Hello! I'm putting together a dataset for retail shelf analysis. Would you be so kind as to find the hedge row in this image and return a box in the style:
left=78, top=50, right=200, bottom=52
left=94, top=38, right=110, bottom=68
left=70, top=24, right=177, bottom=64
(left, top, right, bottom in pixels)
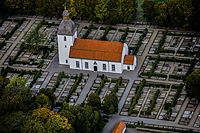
left=100, top=26, right=112, bottom=40
left=159, top=49, right=175, bottom=54
left=1, top=67, right=34, bottom=77
left=155, top=30, right=168, bottom=54
left=112, top=77, right=122, bottom=94
left=145, top=82, right=170, bottom=88
left=169, top=74, right=184, bottom=80
left=52, top=72, right=64, bottom=92
left=141, top=72, right=167, bottom=79
left=166, top=84, right=183, bottom=116
left=148, top=55, right=160, bottom=78
left=177, top=50, right=196, bottom=56
left=65, top=73, right=83, bottom=102
left=128, top=79, right=146, bottom=115
left=96, top=75, right=107, bottom=95
left=82, top=25, right=95, bottom=39
left=119, top=27, right=129, bottom=42
left=148, top=56, right=193, bottom=64
left=29, top=70, right=42, bottom=88
left=132, top=28, right=148, bottom=55
left=37, top=60, right=44, bottom=68
left=1, top=18, right=26, bottom=40
left=167, top=32, right=200, bottom=37
left=0, top=41, right=6, bottom=50
left=145, top=89, right=160, bottom=115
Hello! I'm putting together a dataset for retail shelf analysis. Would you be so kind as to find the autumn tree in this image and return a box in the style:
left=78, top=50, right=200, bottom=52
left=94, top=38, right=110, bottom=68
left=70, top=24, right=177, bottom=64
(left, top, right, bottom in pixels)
left=22, top=108, right=71, bottom=133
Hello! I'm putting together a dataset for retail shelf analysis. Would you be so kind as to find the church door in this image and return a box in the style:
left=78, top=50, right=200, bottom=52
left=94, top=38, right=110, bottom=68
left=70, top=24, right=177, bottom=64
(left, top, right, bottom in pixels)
left=94, top=66, right=97, bottom=71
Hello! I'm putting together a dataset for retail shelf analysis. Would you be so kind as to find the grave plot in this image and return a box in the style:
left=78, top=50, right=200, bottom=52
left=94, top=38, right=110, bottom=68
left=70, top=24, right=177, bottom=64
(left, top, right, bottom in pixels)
left=1, top=67, right=48, bottom=95
left=0, top=18, right=27, bottom=41
left=194, top=113, right=200, bottom=128
left=179, top=98, right=199, bottom=126
left=158, top=85, right=186, bottom=121
left=79, top=25, right=98, bottom=39
left=4, top=21, right=58, bottom=68
left=46, top=72, right=89, bottom=105
left=84, top=75, right=128, bottom=104
left=140, top=56, right=194, bottom=82
left=128, top=29, right=151, bottom=56
left=0, top=41, right=12, bottom=59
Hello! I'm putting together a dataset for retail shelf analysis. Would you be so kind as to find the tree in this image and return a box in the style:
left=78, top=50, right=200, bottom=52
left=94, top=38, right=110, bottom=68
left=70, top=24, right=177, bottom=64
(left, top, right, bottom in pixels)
left=103, top=93, right=118, bottom=114
left=33, top=93, right=52, bottom=109
left=87, top=93, right=101, bottom=109
left=22, top=108, right=71, bottom=133
left=0, top=111, right=25, bottom=133
left=38, top=88, right=56, bottom=106
left=94, top=0, right=109, bottom=23
left=0, top=77, right=31, bottom=115
left=0, top=76, right=9, bottom=98
left=185, top=69, right=200, bottom=101
left=60, top=104, right=105, bottom=133
left=142, top=0, right=155, bottom=22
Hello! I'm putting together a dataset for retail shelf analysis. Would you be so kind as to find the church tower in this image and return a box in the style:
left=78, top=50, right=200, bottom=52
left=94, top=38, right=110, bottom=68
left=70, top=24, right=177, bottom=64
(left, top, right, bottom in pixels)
left=57, top=9, right=77, bottom=65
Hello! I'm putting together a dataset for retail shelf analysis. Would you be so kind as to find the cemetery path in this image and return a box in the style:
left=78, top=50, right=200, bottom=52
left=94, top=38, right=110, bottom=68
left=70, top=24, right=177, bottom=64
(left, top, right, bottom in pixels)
left=0, top=19, right=35, bottom=65
left=188, top=103, right=200, bottom=127
left=76, top=72, right=97, bottom=105
left=101, top=114, right=200, bottom=133
left=175, top=97, right=189, bottom=123
left=40, top=71, right=54, bottom=89
left=128, top=29, right=137, bottom=46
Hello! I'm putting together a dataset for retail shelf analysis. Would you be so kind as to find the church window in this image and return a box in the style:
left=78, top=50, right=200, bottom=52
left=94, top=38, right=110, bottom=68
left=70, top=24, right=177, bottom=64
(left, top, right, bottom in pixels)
left=65, top=45, right=67, bottom=48
left=64, top=36, right=66, bottom=41
left=112, top=65, right=115, bottom=71
left=103, top=64, right=106, bottom=71
left=66, top=60, right=68, bottom=63
left=85, top=62, right=89, bottom=69
left=76, top=61, right=80, bottom=68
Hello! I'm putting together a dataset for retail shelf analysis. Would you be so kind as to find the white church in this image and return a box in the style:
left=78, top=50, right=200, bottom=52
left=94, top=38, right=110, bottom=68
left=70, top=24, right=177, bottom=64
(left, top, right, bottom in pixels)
left=57, top=9, right=137, bottom=74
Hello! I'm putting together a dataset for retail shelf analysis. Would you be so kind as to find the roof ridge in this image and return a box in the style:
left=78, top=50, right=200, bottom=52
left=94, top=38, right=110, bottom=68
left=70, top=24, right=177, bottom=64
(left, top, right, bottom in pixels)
left=70, top=47, right=122, bottom=54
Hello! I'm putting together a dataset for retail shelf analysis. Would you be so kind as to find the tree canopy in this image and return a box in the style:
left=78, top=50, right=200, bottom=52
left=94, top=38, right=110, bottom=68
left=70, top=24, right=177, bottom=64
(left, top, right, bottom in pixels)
left=185, top=69, right=200, bottom=101
left=87, top=93, right=101, bottom=110
left=103, top=93, right=118, bottom=114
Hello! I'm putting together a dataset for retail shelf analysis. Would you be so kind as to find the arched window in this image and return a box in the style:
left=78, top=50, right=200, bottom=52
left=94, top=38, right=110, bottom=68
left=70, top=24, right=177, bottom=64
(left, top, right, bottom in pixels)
left=64, top=36, right=66, bottom=41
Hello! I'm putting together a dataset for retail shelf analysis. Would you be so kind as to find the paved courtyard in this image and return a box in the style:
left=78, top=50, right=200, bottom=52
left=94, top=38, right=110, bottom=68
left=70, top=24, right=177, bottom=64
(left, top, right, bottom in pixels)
left=0, top=16, right=200, bottom=133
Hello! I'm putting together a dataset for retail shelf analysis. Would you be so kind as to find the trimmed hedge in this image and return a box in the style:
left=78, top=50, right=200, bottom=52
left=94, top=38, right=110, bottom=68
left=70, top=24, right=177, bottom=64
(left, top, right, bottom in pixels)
left=96, top=75, right=107, bottom=95
left=145, top=89, right=160, bottom=115
left=112, top=77, right=122, bottom=94
left=29, top=70, right=42, bottom=88
left=65, top=73, right=83, bottom=102
left=128, top=79, right=146, bottom=115
left=169, top=74, right=184, bottom=80
left=0, top=41, right=6, bottom=50
left=155, top=30, right=168, bottom=54
left=100, top=26, right=112, bottom=40
left=148, top=55, right=160, bottom=78
left=1, top=18, right=26, bottom=40
left=119, top=27, right=129, bottom=42
left=132, top=28, right=148, bottom=55
left=82, top=25, right=95, bottom=39
left=37, top=60, right=44, bottom=68
left=166, top=84, right=183, bottom=115
left=52, top=72, right=64, bottom=92
left=1, top=67, right=34, bottom=77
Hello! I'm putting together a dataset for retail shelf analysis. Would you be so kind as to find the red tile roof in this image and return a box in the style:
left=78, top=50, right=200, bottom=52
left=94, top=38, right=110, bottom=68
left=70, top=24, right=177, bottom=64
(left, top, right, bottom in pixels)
left=124, top=55, right=134, bottom=64
left=69, top=39, right=123, bottom=62
left=112, top=121, right=126, bottom=133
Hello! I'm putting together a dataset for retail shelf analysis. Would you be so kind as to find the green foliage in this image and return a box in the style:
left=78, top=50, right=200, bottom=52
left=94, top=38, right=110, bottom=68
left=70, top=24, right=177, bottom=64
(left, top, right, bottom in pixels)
left=128, top=79, right=146, bottom=115
left=60, top=104, right=105, bottom=133
left=87, top=93, right=101, bottom=110
left=132, top=28, right=148, bottom=55
left=148, top=55, right=160, bottom=78
left=0, top=76, right=9, bottom=98
left=37, top=59, right=44, bottom=68
left=96, top=75, right=107, bottom=95
left=155, top=30, right=168, bottom=54
left=145, top=89, right=160, bottom=115
left=119, top=27, right=129, bottom=42
left=100, top=26, right=111, bottom=40
left=82, top=25, right=95, bottom=39
left=103, top=93, right=118, bottom=114
left=65, top=73, right=83, bottom=102
left=38, top=88, right=56, bottom=106
left=29, top=70, right=42, bottom=88
left=0, top=41, right=6, bottom=50
left=185, top=69, right=200, bottom=101
left=33, top=94, right=52, bottom=109
left=0, top=77, right=31, bottom=115
left=112, top=77, right=122, bottom=94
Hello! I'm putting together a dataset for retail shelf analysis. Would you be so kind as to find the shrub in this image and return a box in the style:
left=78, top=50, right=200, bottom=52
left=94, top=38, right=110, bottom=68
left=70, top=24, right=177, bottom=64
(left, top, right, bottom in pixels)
left=0, top=41, right=6, bottom=50
left=52, top=72, right=64, bottom=92
left=82, top=25, right=95, bottom=39
left=96, top=76, right=107, bottom=95
left=119, top=27, right=129, bottom=42
left=112, top=77, right=122, bottom=94
left=37, top=60, right=44, bottom=68
left=155, top=30, right=168, bottom=54
left=128, top=79, right=146, bottom=115
left=100, top=26, right=111, bottom=40
left=148, top=55, right=160, bottom=78
left=29, top=70, right=42, bottom=88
